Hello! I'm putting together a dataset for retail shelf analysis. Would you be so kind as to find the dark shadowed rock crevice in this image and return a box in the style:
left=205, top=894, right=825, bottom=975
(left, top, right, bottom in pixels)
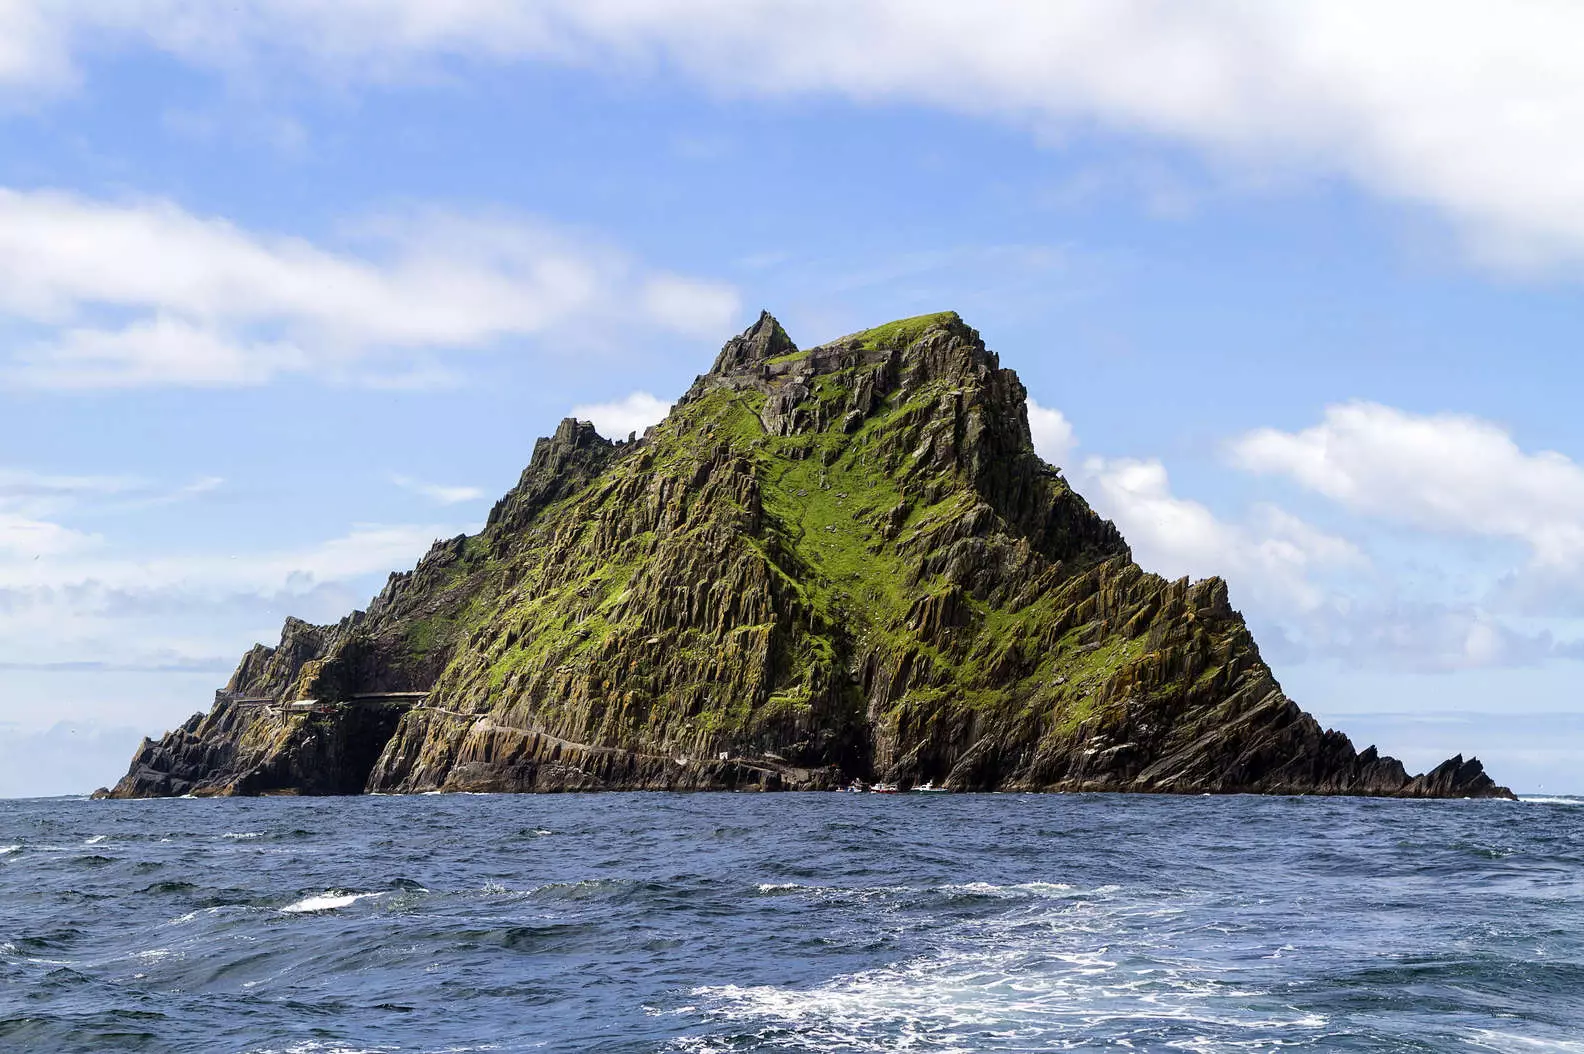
left=100, top=311, right=1514, bottom=800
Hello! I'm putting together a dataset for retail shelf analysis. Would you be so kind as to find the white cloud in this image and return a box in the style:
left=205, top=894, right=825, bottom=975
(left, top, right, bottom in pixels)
left=1080, top=455, right=1364, bottom=614
left=640, top=274, right=742, bottom=338
left=389, top=473, right=484, bottom=506
left=0, top=523, right=459, bottom=596
left=0, top=0, right=73, bottom=96
left=1231, top=402, right=1584, bottom=574
left=0, top=512, right=98, bottom=559
left=571, top=391, right=671, bottom=441
left=1026, top=397, right=1076, bottom=469
left=0, top=188, right=740, bottom=388
left=9, top=3, right=1584, bottom=270
left=0, top=465, right=223, bottom=556
left=0, top=466, right=143, bottom=517
left=1074, top=451, right=1581, bottom=670
left=0, top=520, right=468, bottom=671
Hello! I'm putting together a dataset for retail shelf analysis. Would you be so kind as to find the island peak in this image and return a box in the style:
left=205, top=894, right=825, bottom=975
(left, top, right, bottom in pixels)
left=103, top=315, right=1513, bottom=800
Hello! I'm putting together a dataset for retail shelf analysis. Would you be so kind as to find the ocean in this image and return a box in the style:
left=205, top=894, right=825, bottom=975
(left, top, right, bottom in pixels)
left=1, top=792, right=1580, bottom=1053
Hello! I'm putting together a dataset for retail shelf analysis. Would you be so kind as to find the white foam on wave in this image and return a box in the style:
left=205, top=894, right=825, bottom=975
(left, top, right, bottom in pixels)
left=939, top=881, right=1081, bottom=899
left=222, top=831, right=264, bottom=839
left=84, top=834, right=107, bottom=845
left=0, top=845, right=19, bottom=856
left=251, top=1045, right=500, bottom=1054
left=280, top=891, right=383, bottom=914
left=673, top=885, right=1326, bottom=1052
left=1520, top=796, right=1584, bottom=807
left=249, top=1043, right=398, bottom=1054
left=1465, top=1030, right=1584, bottom=1052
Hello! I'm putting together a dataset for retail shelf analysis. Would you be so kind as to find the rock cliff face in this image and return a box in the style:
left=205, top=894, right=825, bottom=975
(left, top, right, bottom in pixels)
left=102, top=312, right=1513, bottom=799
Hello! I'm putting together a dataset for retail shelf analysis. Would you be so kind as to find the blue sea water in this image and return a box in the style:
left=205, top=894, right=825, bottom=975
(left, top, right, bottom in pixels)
left=1, top=793, right=1581, bottom=1053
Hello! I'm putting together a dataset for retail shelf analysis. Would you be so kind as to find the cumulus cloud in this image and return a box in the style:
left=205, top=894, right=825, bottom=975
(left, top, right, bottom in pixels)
left=1231, top=402, right=1584, bottom=576
left=1076, top=451, right=1584, bottom=671
left=571, top=391, right=672, bottom=441
left=8, top=3, right=1584, bottom=270
left=1026, top=398, right=1077, bottom=470
left=0, top=188, right=740, bottom=388
left=1080, top=455, right=1364, bottom=614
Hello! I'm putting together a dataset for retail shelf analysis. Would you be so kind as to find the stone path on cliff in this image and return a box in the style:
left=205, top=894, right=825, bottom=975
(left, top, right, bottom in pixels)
left=405, top=704, right=815, bottom=783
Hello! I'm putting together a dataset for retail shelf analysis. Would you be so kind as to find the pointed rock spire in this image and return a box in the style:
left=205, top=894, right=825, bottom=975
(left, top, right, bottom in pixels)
left=709, top=310, right=797, bottom=375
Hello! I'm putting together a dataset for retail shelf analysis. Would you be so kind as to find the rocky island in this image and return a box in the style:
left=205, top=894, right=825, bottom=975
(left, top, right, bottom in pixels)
left=101, top=312, right=1513, bottom=799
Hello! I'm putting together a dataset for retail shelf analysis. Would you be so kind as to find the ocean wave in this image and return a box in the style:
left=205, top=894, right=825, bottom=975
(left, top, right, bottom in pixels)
left=247, top=1044, right=396, bottom=1054
left=1465, top=1029, right=1584, bottom=1052
left=937, top=881, right=1080, bottom=899
left=280, top=891, right=383, bottom=914
left=679, top=942, right=1326, bottom=1053
left=0, top=789, right=1579, bottom=1051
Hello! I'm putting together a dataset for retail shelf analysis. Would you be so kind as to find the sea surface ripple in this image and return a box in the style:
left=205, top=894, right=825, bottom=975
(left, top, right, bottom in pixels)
left=1, top=792, right=1581, bottom=1053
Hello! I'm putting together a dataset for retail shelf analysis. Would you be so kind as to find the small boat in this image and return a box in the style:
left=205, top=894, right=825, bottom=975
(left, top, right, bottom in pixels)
left=869, top=783, right=900, bottom=794
left=846, top=779, right=867, bottom=793
left=912, top=780, right=950, bottom=794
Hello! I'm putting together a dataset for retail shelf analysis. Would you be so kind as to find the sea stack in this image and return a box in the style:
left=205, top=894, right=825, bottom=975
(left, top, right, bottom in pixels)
left=102, top=312, right=1513, bottom=799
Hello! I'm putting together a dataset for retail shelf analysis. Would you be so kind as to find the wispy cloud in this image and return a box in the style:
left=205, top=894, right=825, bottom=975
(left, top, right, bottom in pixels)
left=0, top=520, right=471, bottom=673
left=0, top=189, right=740, bottom=389
left=388, top=473, right=484, bottom=506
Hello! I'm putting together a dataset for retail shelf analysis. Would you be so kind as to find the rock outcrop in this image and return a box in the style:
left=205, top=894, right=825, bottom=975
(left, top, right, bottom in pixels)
left=101, top=312, right=1514, bottom=800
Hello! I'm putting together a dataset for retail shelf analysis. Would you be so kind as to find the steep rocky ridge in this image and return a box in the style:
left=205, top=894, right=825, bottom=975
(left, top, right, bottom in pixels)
left=102, top=312, right=1513, bottom=799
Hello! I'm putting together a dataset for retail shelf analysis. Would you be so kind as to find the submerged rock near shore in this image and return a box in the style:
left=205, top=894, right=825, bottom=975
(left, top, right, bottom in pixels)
left=102, top=312, right=1513, bottom=800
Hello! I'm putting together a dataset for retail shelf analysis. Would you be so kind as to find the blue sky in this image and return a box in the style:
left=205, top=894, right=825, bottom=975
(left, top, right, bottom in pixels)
left=2, top=2, right=1582, bottom=795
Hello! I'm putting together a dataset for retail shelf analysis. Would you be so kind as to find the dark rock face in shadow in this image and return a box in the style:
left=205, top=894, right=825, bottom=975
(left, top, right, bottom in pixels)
left=101, top=312, right=1514, bottom=801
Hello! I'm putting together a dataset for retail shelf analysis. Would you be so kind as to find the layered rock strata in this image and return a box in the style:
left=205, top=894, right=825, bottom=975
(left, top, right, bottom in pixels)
left=102, top=312, right=1513, bottom=799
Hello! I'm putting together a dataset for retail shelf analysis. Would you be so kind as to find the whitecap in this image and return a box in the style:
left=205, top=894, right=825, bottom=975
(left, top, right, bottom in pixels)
left=222, top=831, right=264, bottom=839
left=0, top=845, right=19, bottom=856
left=249, top=1044, right=398, bottom=1054
left=939, top=880, right=1077, bottom=898
left=280, top=891, right=382, bottom=914
left=84, top=834, right=107, bottom=845
left=676, top=885, right=1326, bottom=1052
left=1463, top=1030, right=1584, bottom=1052
left=1520, top=796, right=1584, bottom=807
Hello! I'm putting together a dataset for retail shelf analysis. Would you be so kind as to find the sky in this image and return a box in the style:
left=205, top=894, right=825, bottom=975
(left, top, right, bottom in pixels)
left=1, top=1, right=1582, bottom=796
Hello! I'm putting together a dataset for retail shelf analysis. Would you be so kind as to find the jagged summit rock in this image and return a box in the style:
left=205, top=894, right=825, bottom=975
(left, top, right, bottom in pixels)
left=708, top=309, right=798, bottom=374
left=102, top=312, right=1513, bottom=800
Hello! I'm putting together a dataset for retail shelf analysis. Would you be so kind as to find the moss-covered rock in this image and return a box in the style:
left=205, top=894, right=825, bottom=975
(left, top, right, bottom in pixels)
left=102, top=311, right=1513, bottom=799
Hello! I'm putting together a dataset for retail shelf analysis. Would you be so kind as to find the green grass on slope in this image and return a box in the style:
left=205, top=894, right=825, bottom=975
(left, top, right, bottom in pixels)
left=421, top=328, right=1152, bottom=748
left=852, top=311, right=960, bottom=350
